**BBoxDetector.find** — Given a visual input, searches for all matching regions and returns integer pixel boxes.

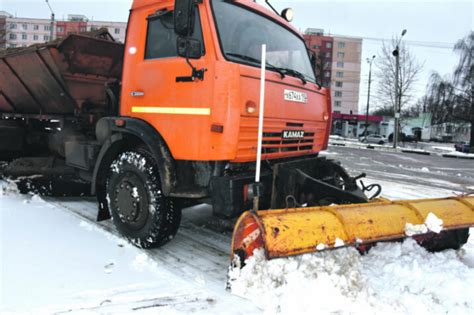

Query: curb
[442,154,474,160]
[401,150,431,156]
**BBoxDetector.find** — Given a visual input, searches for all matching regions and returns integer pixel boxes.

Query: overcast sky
[2,0,472,112]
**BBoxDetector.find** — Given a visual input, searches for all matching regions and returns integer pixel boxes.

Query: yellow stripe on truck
[131,107,211,116]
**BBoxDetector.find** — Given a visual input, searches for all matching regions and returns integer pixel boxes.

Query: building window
[57,26,64,32]
[326,42,332,48]
[325,52,331,58]
[114,28,120,34]
[312,45,320,49]
[337,52,345,58]
[335,81,343,87]
[22,24,27,30]
[44,35,50,41]
[33,35,39,41]
[9,43,17,48]
[21,33,27,40]
[338,42,345,48]
[335,101,342,107]
[44,25,51,31]
[336,71,344,78]
[80,27,86,32]
[10,23,17,29]
[324,61,330,68]
[337,61,344,68]
[334,91,343,97]
[34,25,39,30]
[324,71,330,78]
[9,33,17,40]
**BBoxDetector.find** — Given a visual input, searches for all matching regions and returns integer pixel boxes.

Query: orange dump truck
[0,0,472,260]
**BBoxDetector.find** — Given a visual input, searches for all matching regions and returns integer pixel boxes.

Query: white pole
[255,44,266,184]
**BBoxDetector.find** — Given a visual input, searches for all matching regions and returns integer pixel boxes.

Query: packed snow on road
[1,178,473,314]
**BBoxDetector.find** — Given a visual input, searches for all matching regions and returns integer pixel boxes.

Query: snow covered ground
[0,181,258,315]
[1,176,473,314]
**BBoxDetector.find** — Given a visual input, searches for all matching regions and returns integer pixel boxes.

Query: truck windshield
[211,0,316,83]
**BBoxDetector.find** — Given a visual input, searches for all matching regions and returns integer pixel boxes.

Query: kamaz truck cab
[94,0,336,247]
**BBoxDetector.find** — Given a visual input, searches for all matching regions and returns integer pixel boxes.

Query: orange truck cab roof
[131,0,302,38]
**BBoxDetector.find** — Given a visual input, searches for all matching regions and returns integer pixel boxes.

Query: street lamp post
[392,29,407,148]
[364,55,376,138]
[45,0,55,41]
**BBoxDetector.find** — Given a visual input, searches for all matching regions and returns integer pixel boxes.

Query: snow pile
[424,213,444,233]
[229,238,474,314]
[229,248,367,314]
[0,179,19,196]
[405,212,443,236]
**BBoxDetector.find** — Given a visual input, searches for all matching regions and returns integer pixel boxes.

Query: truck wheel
[106,149,181,248]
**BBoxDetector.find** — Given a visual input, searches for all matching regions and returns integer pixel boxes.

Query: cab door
[121,3,213,160]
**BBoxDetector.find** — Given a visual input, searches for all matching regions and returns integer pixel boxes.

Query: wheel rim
[112,172,149,230]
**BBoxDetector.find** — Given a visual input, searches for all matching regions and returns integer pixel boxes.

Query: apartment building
[0,11,53,48]
[304,29,363,115]
[331,36,362,115]
[0,12,127,49]
[56,15,88,39]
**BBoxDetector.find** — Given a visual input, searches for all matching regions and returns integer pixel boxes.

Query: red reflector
[115,119,126,127]
[211,124,224,133]
[243,184,249,202]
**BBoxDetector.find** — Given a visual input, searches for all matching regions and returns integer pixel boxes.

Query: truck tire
[106,148,181,248]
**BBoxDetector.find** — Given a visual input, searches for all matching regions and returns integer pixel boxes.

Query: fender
[92,117,177,220]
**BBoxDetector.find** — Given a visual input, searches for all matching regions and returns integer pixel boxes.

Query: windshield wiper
[226,52,286,79]
[278,68,308,85]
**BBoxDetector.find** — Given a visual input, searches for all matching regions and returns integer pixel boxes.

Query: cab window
[145,9,205,60]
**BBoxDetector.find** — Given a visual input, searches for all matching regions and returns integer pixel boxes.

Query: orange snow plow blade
[231,196,474,262]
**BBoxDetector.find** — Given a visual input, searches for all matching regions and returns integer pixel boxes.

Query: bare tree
[426,73,456,125]
[374,38,423,111]
[424,32,473,150]
[453,32,473,150]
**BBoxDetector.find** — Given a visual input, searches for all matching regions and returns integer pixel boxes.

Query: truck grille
[235,116,326,161]
[261,131,315,153]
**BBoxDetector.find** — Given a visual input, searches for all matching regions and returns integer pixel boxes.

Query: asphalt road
[323,146,474,193]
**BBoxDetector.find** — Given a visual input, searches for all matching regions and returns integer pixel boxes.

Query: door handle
[131,91,145,97]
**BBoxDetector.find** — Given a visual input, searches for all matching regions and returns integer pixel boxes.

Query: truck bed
[0,30,124,116]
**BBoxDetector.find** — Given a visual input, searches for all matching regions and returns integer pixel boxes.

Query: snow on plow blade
[231,196,474,262]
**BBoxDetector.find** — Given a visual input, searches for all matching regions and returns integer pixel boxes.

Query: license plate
[282,130,305,139]
[284,89,308,103]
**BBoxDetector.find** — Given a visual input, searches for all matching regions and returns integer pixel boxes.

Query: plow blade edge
[231,196,474,261]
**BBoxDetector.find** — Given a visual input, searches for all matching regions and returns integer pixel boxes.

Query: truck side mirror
[174,0,195,36]
[177,37,202,59]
